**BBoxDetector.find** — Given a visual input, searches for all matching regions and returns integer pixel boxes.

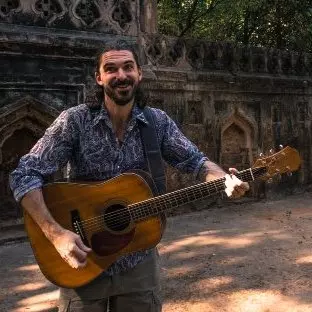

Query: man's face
[95,50,142,106]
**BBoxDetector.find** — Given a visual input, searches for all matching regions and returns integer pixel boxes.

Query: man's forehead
[101,50,136,65]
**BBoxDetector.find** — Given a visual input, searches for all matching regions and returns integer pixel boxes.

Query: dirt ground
[2,193,312,311]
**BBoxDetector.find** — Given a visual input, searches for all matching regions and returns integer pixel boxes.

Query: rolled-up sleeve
[154,109,208,179]
[10,109,77,202]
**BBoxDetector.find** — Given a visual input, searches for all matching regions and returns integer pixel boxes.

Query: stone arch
[0,96,59,220]
[220,111,255,171]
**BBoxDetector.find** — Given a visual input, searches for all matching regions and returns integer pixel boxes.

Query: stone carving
[0,0,138,34]
[203,42,218,70]
[143,35,165,65]
[168,39,184,65]
[293,53,307,76]
[33,0,66,25]
[0,0,19,18]
[267,49,281,74]
[297,102,307,122]
[281,51,292,75]
[111,0,132,30]
[220,110,255,170]
[237,46,251,72]
[251,47,266,73]
[272,105,282,123]
[186,42,205,69]
[188,101,203,124]
[73,0,101,27]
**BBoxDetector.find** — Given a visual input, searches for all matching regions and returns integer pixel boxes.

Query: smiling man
[10,40,249,312]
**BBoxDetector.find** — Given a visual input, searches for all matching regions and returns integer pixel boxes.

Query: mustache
[110,78,134,88]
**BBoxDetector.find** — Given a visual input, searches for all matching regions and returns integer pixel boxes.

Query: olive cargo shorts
[58,249,162,312]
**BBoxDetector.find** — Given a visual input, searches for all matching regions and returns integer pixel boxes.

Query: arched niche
[220,112,255,171]
[0,97,58,220]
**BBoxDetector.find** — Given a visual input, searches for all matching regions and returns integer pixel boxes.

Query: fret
[189,189,196,201]
[129,166,268,223]
[212,180,219,193]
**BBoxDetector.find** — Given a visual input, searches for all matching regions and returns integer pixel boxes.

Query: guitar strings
[80,177,227,227]
[79,171,255,231]
[79,169,256,230]
[80,182,227,231]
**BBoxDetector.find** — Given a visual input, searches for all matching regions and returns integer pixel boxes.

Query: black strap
[138,107,167,195]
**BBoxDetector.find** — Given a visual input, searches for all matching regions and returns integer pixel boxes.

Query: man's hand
[224,168,250,199]
[51,229,92,269]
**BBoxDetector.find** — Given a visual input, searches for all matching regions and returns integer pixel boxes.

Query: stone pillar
[139,0,157,34]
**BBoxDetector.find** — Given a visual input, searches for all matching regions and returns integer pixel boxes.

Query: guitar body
[24,171,165,288]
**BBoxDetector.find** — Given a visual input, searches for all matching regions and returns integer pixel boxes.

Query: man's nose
[116,68,127,80]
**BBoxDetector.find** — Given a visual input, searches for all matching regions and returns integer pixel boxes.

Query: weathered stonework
[0,0,311,221]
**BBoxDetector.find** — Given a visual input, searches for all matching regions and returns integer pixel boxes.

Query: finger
[234,183,249,194]
[66,256,87,269]
[224,174,234,188]
[242,182,250,191]
[71,245,88,263]
[75,237,92,253]
[225,187,233,197]
[229,168,238,174]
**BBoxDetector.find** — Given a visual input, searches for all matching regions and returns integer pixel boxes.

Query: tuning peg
[279,144,284,150]
[269,149,275,154]
[259,152,264,158]
[287,172,293,177]
[267,178,273,184]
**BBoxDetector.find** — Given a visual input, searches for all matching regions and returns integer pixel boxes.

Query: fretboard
[129,166,267,222]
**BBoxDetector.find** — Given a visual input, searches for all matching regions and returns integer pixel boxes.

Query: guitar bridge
[71,210,90,247]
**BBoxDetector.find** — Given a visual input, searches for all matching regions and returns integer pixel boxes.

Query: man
[10,41,249,311]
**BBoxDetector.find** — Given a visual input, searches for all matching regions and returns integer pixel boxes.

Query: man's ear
[138,67,143,81]
[95,72,103,86]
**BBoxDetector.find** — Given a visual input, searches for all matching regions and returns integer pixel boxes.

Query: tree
[158,0,312,52]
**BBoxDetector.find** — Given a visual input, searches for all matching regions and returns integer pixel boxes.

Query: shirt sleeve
[9,109,78,202]
[154,109,208,179]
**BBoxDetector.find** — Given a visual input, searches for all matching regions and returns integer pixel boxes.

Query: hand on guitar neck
[224,168,250,199]
[204,161,249,199]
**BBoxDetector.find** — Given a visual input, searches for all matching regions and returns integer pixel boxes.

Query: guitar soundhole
[104,204,131,232]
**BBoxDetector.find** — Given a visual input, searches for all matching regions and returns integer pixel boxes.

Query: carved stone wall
[0,0,139,35]
[140,34,312,198]
[0,0,311,221]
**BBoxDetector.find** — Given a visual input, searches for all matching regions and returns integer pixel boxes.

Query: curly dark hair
[85,40,146,109]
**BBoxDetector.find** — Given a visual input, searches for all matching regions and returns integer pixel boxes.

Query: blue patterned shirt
[10,103,207,275]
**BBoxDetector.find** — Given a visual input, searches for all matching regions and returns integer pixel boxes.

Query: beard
[104,78,139,106]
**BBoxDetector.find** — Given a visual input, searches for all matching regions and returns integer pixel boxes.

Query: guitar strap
[138,107,167,195]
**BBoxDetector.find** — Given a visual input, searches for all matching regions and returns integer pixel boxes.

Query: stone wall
[0,0,311,220]
[140,35,311,198]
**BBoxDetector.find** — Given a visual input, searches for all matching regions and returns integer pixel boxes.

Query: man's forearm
[21,188,64,243]
[199,160,226,182]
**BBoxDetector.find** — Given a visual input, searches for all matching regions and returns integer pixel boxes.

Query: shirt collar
[91,103,149,128]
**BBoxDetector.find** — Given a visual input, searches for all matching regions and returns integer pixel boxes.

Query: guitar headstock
[253,146,301,180]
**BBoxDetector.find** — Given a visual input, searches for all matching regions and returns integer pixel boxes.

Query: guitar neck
[129,166,267,222]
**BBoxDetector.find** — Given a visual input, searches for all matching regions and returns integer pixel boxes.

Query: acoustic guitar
[24,146,300,288]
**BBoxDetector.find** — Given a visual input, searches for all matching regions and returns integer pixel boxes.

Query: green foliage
[157,0,312,52]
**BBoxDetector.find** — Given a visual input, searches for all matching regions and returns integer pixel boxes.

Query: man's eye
[124,64,134,71]
[105,67,116,73]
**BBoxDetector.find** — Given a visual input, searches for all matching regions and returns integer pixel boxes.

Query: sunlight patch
[16,289,59,306]
[229,289,311,312]
[296,255,312,264]
[11,300,57,312]
[191,276,233,291]
[16,264,38,272]
[12,282,47,292]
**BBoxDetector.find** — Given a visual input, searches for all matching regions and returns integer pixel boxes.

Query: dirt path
[2,193,312,311]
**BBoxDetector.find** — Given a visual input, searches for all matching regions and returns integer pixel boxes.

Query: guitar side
[24,172,164,288]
